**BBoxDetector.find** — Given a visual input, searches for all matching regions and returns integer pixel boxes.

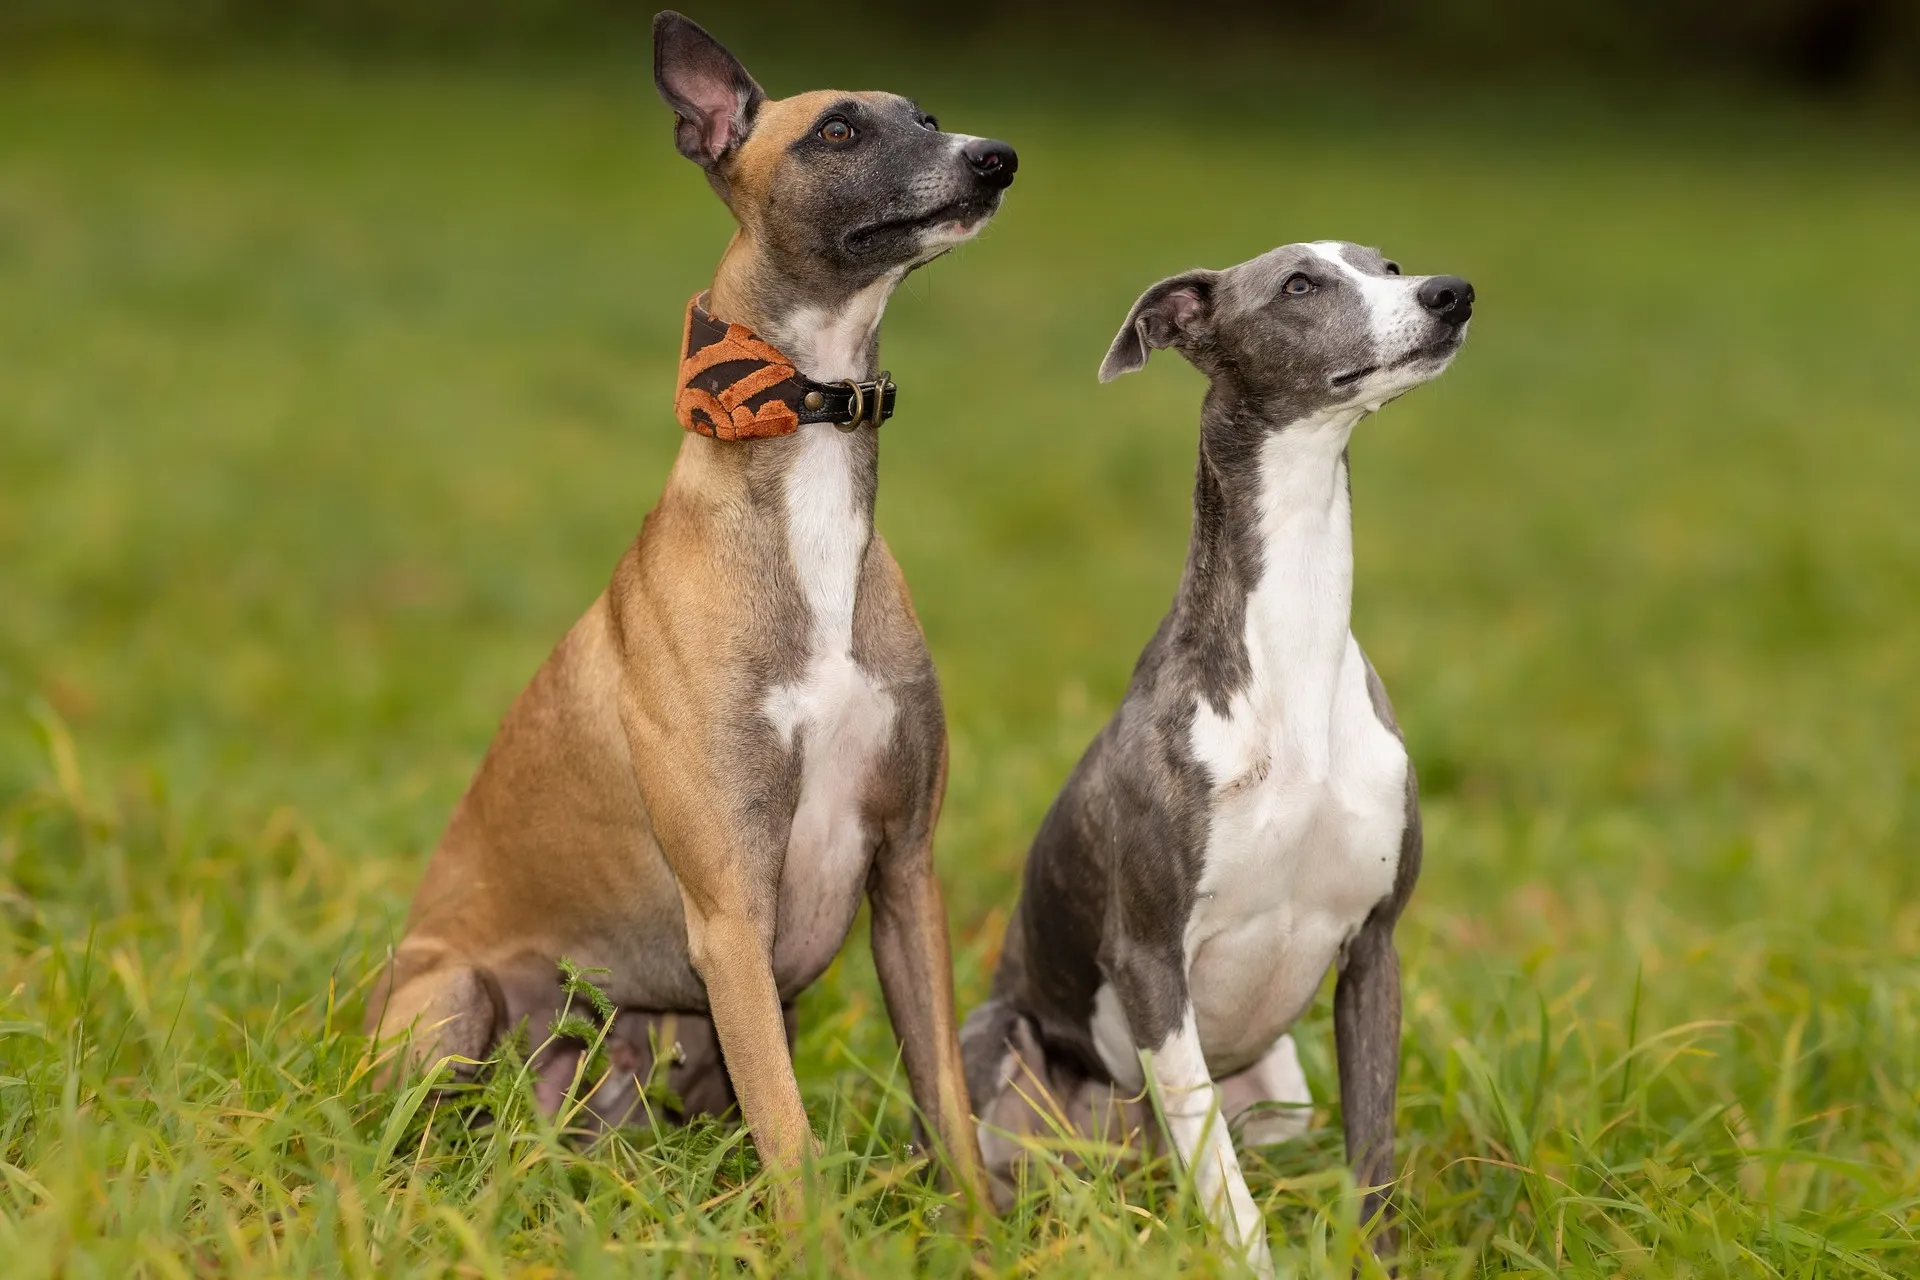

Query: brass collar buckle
[835,371,894,432]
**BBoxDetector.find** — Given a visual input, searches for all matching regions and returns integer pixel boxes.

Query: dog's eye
[920,114,940,132]
[1282,273,1315,296]
[819,117,857,144]
[1382,261,1402,276]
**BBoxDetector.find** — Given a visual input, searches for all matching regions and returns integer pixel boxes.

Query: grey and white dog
[962,241,1472,1273]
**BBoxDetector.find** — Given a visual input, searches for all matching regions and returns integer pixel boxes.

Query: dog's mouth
[1329,364,1379,390]
[1329,332,1464,391]
[844,197,996,256]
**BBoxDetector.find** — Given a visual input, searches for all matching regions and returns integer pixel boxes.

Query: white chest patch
[1183,424,1407,1074]
[760,284,903,996]
[763,426,897,993]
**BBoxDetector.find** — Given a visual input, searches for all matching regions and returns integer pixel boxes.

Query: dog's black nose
[1418,275,1474,325]
[963,138,1018,190]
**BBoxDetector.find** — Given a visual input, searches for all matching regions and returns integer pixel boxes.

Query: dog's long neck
[677,231,905,654]
[711,231,903,383]
[1178,388,1366,753]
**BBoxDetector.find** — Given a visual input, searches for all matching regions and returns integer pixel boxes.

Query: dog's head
[653,11,1016,289]
[1099,241,1472,417]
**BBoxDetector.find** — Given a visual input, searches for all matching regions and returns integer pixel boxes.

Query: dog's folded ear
[1098,269,1218,382]
[653,11,766,169]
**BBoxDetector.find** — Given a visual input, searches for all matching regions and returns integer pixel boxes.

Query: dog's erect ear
[1098,270,1218,382]
[653,11,765,168]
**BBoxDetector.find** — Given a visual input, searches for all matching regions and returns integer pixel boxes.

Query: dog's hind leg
[959,997,1033,1212]
[963,1007,1079,1212]
[1217,1033,1313,1148]
[963,1006,1149,1214]
[960,995,1021,1125]
[536,1006,793,1133]
[367,950,504,1086]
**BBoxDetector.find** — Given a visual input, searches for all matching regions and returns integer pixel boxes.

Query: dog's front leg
[1113,951,1273,1277]
[869,816,988,1218]
[1334,910,1402,1268]
[619,656,817,1221]
[678,878,815,1216]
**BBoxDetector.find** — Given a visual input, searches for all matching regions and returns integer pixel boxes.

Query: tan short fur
[368,11,1016,1225]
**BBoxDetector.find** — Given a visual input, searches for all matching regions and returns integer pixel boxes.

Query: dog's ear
[653,11,765,169]
[1099,270,1218,382]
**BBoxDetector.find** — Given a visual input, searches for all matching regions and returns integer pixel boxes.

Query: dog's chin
[1329,330,1464,407]
[844,195,1001,263]
[911,210,995,257]
[1328,351,1459,410]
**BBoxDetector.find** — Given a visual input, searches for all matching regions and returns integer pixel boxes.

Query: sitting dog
[369,10,1017,1215]
[962,242,1472,1271]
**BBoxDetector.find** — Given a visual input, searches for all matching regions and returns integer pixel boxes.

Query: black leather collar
[676,295,898,440]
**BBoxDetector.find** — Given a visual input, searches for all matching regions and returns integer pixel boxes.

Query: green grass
[3,54,1920,1278]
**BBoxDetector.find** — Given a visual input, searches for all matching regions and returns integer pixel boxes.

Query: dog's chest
[763,427,896,994]
[1180,454,1408,1072]
[1183,634,1407,1063]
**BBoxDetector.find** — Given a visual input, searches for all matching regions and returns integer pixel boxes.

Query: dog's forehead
[731,90,916,198]
[755,89,913,139]
[1209,245,1298,304]
[1216,243,1339,302]
[1306,240,1393,275]
[1220,242,1400,308]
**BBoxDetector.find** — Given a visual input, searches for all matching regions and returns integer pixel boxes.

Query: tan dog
[368,10,1017,1216]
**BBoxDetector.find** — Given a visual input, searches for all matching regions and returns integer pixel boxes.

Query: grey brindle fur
[963,242,1472,1272]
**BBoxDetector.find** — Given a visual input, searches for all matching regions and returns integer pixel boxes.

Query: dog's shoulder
[847,530,935,677]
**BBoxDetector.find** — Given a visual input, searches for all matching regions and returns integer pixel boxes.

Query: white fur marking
[1090,982,1146,1091]
[1306,241,1459,409]
[760,283,903,992]
[1307,241,1413,352]
[1223,1033,1313,1147]
[778,271,900,384]
[1145,1008,1274,1277]
[1183,418,1408,1072]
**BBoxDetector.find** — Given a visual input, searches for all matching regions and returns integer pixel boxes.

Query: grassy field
[2,52,1919,1278]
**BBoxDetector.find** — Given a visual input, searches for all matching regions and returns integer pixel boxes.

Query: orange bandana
[674,294,897,440]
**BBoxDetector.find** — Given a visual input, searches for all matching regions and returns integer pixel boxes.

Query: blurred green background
[2,4,1918,1277]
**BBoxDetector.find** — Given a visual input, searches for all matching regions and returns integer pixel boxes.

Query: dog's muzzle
[963,138,1018,190]
[1418,275,1474,326]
